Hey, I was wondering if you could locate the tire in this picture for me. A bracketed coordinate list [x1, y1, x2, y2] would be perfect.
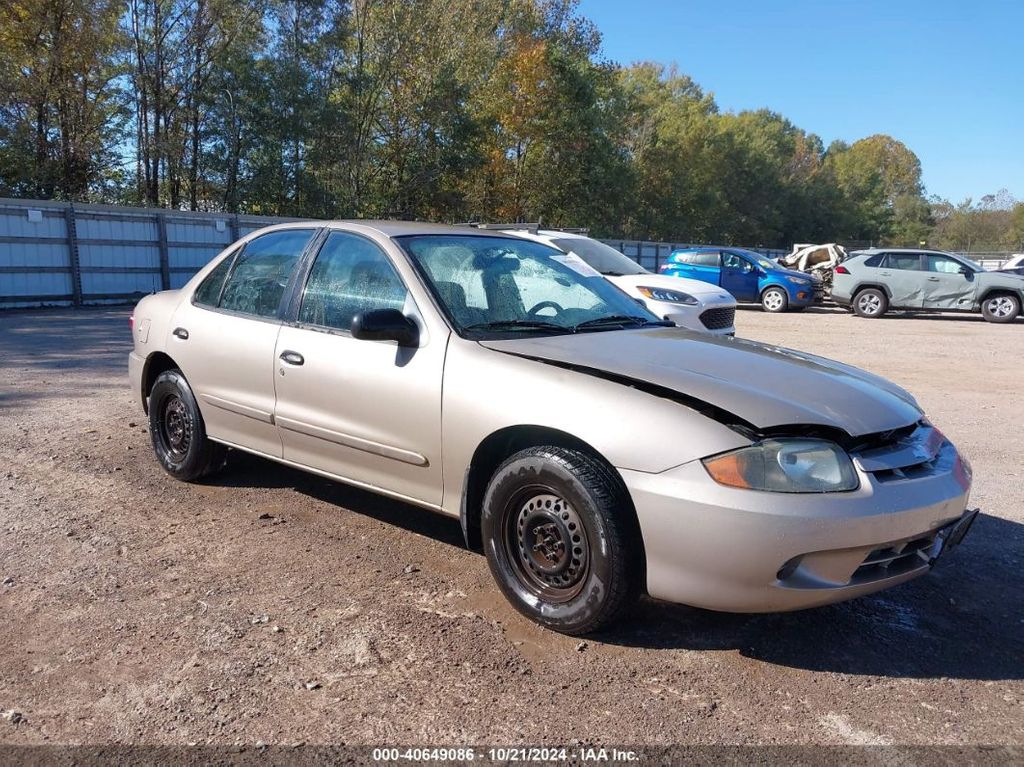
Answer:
[481, 446, 641, 635]
[761, 286, 789, 313]
[980, 293, 1020, 323]
[853, 287, 888, 318]
[148, 369, 227, 482]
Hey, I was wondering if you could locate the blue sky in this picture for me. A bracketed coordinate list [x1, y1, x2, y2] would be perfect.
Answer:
[578, 0, 1023, 204]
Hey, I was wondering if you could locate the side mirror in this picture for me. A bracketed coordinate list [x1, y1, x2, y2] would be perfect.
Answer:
[351, 309, 419, 347]
[959, 266, 971, 275]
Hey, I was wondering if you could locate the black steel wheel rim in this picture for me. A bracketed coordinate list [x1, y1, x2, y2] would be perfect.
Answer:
[503, 486, 590, 603]
[160, 394, 192, 461]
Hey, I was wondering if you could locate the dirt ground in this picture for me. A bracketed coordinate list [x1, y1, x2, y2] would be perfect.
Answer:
[0, 304, 1022, 750]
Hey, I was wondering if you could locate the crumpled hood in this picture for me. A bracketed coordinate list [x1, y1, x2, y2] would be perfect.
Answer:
[480, 328, 922, 437]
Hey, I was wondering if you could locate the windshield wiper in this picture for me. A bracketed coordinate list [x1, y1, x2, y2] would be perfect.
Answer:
[464, 319, 571, 334]
[572, 315, 671, 331]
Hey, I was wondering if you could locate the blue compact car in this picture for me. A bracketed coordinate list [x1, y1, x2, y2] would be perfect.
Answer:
[660, 247, 823, 313]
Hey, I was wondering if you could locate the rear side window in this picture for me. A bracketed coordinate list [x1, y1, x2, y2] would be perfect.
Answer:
[678, 251, 719, 267]
[299, 231, 407, 331]
[863, 254, 885, 267]
[193, 250, 236, 307]
[218, 229, 314, 318]
[883, 253, 922, 271]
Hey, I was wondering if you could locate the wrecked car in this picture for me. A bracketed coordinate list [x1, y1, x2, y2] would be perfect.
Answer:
[834, 248, 1024, 322]
[129, 222, 978, 635]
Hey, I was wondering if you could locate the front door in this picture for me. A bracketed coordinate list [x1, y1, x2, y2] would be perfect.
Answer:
[273, 230, 446, 507]
[922, 254, 977, 310]
[168, 228, 316, 457]
[720, 252, 760, 301]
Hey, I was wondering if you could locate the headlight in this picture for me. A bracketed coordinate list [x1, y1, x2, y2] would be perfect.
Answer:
[636, 286, 698, 305]
[702, 439, 859, 493]
[785, 276, 810, 285]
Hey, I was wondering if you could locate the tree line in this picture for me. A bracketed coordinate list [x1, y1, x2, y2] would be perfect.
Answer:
[1, 0, 1021, 251]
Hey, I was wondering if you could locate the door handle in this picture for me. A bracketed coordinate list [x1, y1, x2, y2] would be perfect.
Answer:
[927, 277, 940, 281]
[172, 327, 189, 340]
[879, 271, 891, 276]
[279, 350, 304, 366]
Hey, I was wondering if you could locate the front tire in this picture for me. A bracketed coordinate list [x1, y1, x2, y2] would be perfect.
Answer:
[148, 369, 226, 482]
[761, 286, 789, 313]
[853, 287, 888, 318]
[981, 293, 1020, 323]
[481, 447, 641, 635]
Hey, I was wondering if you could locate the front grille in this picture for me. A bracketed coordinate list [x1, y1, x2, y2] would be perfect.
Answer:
[700, 306, 735, 330]
[852, 421, 954, 483]
[852, 532, 937, 583]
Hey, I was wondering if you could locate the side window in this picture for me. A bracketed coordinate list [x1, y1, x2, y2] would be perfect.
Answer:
[926, 255, 962, 274]
[689, 251, 720, 267]
[884, 253, 922, 271]
[193, 249, 237, 307]
[219, 229, 314, 318]
[299, 231, 407, 331]
[722, 252, 752, 272]
[863, 254, 885, 268]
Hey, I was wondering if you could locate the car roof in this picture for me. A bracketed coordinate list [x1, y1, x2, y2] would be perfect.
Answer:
[851, 248, 961, 257]
[249, 220, 522, 239]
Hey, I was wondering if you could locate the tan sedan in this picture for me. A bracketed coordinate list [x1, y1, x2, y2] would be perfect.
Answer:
[129, 222, 977, 634]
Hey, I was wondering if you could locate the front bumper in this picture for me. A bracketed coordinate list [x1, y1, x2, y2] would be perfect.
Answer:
[656, 294, 737, 336]
[621, 437, 973, 612]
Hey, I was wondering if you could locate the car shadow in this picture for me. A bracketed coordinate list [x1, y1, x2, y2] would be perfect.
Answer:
[217, 451, 1022, 682]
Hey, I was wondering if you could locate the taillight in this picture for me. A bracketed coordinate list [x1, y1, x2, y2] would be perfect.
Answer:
[129, 314, 134, 330]
[834, 265, 850, 274]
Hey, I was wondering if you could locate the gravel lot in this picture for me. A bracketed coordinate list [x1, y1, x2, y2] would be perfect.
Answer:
[0, 305, 1022, 749]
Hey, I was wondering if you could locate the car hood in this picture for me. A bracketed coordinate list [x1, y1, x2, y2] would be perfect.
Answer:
[606, 273, 734, 301]
[480, 328, 921, 437]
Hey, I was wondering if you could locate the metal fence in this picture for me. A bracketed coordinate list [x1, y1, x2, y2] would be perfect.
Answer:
[0, 197, 1017, 308]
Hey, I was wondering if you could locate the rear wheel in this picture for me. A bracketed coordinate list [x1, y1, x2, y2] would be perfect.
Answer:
[761, 287, 789, 313]
[148, 369, 226, 482]
[853, 288, 888, 318]
[481, 446, 641, 635]
[980, 293, 1020, 323]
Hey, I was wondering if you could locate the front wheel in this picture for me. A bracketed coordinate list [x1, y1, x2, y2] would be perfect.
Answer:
[481, 447, 641, 635]
[761, 286, 789, 313]
[148, 369, 226, 482]
[981, 293, 1020, 323]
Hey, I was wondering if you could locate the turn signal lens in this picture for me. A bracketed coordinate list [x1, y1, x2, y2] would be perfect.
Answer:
[703, 452, 752, 489]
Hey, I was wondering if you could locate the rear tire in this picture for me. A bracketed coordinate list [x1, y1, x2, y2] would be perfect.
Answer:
[980, 293, 1020, 323]
[853, 288, 888, 318]
[481, 446, 641, 635]
[148, 369, 227, 482]
[761, 286, 789, 313]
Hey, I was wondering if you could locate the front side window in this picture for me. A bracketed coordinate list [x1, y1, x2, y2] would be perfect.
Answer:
[398, 235, 662, 337]
[926, 255, 963, 274]
[218, 229, 314, 318]
[723, 252, 754, 272]
[299, 231, 407, 331]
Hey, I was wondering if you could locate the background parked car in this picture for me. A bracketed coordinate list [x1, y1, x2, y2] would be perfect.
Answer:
[833, 248, 1024, 323]
[999, 254, 1024, 270]
[499, 227, 737, 335]
[660, 247, 823, 313]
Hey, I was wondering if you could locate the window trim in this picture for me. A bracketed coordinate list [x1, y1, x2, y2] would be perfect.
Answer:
[191, 243, 242, 309]
[285, 227, 415, 338]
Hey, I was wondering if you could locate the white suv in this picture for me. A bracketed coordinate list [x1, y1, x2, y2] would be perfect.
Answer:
[502, 228, 737, 335]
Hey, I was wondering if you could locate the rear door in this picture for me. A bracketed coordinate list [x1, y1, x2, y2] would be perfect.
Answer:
[168, 228, 316, 457]
[878, 252, 926, 308]
[670, 251, 723, 287]
[720, 251, 760, 301]
[272, 230, 446, 507]
[922, 254, 977, 310]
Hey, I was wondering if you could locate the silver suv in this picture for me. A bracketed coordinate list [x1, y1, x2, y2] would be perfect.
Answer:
[833, 248, 1024, 323]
